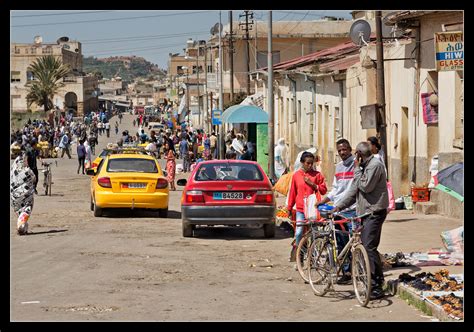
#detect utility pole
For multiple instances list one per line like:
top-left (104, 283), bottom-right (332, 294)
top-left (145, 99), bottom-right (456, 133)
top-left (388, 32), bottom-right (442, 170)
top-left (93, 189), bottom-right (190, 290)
top-left (229, 11), bottom-right (235, 103)
top-left (239, 10), bottom-right (254, 95)
top-left (196, 51), bottom-right (201, 129)
top-left (204, 44), bottom-right (209, 133)
top-left (267, 11), bottom-right (275, 180)
top-left (375, 11), bottom-right (389, 178)
top-left (219, 11), bottom-right (225, 159)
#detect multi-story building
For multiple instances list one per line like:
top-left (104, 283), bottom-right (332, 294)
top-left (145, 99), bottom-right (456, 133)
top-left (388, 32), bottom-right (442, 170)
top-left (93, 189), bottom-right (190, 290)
top-left (10, 36), bottom-right (98, 116)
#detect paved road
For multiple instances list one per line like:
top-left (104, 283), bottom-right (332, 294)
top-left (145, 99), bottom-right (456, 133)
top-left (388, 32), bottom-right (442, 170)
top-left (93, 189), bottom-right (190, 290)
top-left (10, 113), bottom-right (438, 321)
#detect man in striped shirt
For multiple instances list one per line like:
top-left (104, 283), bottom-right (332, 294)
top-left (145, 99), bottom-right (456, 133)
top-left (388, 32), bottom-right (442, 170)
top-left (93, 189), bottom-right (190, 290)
top-left (316, 138), bottom-right (356, 284)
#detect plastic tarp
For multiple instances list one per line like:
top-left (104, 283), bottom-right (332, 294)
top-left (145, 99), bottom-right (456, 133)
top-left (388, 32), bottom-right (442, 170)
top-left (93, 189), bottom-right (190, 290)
top-left (434, 162), bottom-right (463, 201)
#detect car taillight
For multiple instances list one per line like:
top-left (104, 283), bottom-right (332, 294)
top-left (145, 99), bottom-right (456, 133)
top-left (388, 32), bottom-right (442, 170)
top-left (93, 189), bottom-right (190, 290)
top-left (156, 178), bottom-right (168, 189)
top-left (98, 177), bottom-right (112, 188)
top-left (255, 190), bottom-right (274, 203)
top-left (185, 190), bottom-right (204, 203)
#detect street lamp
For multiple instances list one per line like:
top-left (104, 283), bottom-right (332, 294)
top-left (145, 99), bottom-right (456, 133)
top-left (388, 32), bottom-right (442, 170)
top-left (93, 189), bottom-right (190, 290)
top-left (185, 55), bottom-right (201, 128)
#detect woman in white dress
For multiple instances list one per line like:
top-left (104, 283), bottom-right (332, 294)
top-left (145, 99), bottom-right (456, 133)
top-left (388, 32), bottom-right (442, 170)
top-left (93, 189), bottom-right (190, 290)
top-left (274, 138), bottom-right (288, 179)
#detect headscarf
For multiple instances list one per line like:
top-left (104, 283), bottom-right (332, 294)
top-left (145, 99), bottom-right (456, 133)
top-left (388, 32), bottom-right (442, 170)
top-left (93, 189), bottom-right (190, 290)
top-left (274, 138), bottom-right (288, 178)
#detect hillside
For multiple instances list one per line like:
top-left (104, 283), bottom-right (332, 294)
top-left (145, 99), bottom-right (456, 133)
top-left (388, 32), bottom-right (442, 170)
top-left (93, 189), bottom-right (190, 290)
top-left (83, 56), bottom-right (166, 82)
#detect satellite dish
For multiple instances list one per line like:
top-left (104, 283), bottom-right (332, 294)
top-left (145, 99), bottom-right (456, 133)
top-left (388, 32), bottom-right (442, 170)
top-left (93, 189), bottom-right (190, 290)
top-left (75, 48), bottom-right (79, 53)
top-left (349, 19), bottom-right (371, 46)
top-left (33, 36), bottom-right (42, 44)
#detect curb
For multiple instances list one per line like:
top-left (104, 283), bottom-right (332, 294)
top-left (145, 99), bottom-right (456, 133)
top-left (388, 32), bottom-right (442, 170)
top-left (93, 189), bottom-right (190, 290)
top-left (384, 280), bottom-right (462, 321)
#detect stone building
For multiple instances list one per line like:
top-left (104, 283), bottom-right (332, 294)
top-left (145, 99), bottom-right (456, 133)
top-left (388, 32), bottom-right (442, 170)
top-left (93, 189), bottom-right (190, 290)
top-left (10, 36), bottom-right (98, 116)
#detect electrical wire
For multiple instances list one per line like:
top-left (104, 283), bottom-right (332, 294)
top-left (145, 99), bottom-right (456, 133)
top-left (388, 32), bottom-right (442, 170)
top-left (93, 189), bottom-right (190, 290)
top-left (81, 31), bottom-right (209, 44)
top-left (11, 10), bottom-right (117, 18)
top-left (11, 10), bottom-right (211, 28)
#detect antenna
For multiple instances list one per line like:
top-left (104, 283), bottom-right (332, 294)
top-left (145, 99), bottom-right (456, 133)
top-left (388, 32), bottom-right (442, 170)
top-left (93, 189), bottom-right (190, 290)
top-left (349, 19), bottom-right (371, 47)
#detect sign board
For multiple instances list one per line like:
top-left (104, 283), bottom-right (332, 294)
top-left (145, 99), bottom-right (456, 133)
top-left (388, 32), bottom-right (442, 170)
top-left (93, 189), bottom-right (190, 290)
top-left (212, 109), bottom-right (222, 125)
top-left (360, 104), bottom-right (380, 129)
top-left (435, 31), bottom-right (463, 71)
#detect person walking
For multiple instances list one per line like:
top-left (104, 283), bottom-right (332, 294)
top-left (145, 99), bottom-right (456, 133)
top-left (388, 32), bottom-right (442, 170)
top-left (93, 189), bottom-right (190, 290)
top-left (59, 132), bottom-right (72, 159)
top-left (316, 138), bottom-right (357, 284)
top-left (179, 138), bottom-right (190, 172)
top-left (84, 140), bottom-right (92, 169)
top-left (287, 152), bottom-right (327, 251)
top-left (209, 132), bottom-right (218, 159)
top-left (105, 122), bottom-right (111, 138)
top-left (164, 141), bottom-right (176, 191)
top-left (25, 138), bottom-right (42, 194)
top-left (88, 132), bottom-right (97, 155)
top-left (114, 121), bottom-right (119, 135)
top-left (76, 140), bottom-right (86, 174)
top-left (231, 133), bottom-right (245, 159)
top-left (333, 141), bottom-right (389, 300)
top-left (274, 138), bottom-right (289, 179)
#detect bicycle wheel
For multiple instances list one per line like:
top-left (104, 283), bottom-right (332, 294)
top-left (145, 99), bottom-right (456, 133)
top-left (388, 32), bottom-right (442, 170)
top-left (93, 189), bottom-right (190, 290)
top-left (296, 233), bottom-right (312, 283)
top-left (308, 238), bottom-right (333, 296)
top-left (352, 244), bottom-right (372, 307)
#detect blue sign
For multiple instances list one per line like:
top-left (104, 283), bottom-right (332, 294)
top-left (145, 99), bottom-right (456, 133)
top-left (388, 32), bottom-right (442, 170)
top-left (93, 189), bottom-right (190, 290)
top-left (212, 109), bottom-right (222, 125)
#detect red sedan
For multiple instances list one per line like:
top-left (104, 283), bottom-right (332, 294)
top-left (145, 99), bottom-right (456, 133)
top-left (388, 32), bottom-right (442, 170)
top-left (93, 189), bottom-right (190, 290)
top-left (178, 160), bottom-right (276, 238)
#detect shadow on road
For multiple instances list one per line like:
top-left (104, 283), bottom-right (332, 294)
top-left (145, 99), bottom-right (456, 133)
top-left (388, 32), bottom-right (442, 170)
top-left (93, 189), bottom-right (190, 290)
top-left (25, 229), bottom-right (68, 236)
top-left (386, 218), bottom-right (418, 223)
top-left (190, 225), bottom-right (293, 241)
top-left (99, 209), bottom-right (181, 219)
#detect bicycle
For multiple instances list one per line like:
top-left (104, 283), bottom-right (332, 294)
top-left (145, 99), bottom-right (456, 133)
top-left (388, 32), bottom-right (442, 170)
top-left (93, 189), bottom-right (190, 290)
top-left (41, 161), bottom-right (55, 196)
top-left (307, 210), bottom-right (373, 306)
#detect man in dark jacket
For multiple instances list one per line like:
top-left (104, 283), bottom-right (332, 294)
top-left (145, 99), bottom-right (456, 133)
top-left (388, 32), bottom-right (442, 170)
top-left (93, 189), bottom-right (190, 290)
top-left (334, 141), bottom-right (388, 300)
top-left (25, 138), bottom-right (42, 194)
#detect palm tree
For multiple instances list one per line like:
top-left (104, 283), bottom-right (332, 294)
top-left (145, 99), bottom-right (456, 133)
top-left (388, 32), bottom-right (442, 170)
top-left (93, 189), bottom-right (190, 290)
top-left (26, 55), bottom-right (71, 112)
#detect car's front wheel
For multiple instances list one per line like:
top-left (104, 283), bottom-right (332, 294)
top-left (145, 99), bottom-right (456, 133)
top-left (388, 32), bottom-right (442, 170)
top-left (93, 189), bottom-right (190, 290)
top-left (182, 222), bottom-right (193, 237)
top-left (263, 223), bottom-right (276, 238)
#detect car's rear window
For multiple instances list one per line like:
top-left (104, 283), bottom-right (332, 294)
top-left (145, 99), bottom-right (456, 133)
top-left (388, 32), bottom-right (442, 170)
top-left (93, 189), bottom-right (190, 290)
top-left (107, 158), bottom-right (158, 173)
top-left (195, 163), bottom-right (264, 181)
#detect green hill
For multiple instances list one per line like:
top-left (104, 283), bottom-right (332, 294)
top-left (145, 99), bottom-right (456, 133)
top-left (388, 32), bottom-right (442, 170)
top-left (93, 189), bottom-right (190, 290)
top-left (83, 56), bottom-right (166, 82)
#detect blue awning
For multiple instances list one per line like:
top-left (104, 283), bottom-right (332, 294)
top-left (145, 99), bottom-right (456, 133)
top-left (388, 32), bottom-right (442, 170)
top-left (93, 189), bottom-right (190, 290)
top-left (221, 104), bottom-right (268, 124)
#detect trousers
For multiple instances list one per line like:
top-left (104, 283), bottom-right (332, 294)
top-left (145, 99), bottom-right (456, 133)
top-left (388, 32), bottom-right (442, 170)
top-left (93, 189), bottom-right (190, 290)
top-left (361, 209), bottom-right (387, 287)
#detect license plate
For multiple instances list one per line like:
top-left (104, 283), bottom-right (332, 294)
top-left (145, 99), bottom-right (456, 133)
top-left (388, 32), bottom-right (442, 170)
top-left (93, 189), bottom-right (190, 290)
top-left (122, 182), bottom-right (146, 189)
top-left (213, 192), bottom-right (244, 200)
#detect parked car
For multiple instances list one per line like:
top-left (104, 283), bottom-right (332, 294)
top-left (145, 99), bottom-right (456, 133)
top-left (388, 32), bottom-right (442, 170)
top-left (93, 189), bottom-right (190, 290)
top-left (178, 160), bottom-right (276, 238)
top-left (87, 151), bottom-right (169, 217)
top-left (148, 122), bottom-right (165, 133)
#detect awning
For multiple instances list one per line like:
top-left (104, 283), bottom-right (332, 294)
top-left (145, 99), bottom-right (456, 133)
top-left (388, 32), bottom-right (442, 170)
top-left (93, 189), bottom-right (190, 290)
top-left (221, 104), bottom-right (268, 124)
top-left (115, 102), bottom-right (130, 107)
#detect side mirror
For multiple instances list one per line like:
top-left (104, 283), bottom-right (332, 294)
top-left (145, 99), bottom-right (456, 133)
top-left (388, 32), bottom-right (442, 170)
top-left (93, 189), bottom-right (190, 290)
top-left (269, 178), bottom-right (276, 186)
top-left (163, 170), bottom-right (168, 177)
top-left (86, 168), bottom-right (96, 176)
top-left (177, 179), bottom-right (187, 186)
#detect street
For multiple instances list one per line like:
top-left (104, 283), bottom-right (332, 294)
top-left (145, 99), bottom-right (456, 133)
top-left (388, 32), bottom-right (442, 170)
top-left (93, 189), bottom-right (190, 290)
top-left (10, 113), bottom-right (450, 322)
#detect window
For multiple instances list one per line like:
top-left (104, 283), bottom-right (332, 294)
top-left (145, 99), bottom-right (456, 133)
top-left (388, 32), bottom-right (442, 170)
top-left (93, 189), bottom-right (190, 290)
top-left (107, 158), bottom-right (158, 173)
top-left (27, 71), bottom-right (35, 81)
top-left (195, 163), bottom-right (263, 181)
top-left (334, 107), bottom-right (341, 140)
top-left (298, 100), bottom-right (302, 142)
top-left (11, 71), bottom-right (21, 83)
top-left (207, 65), bottom-right (213, 73)
top-left (42, 47), bottom-right (52, 54)
top-left (30, 48), bottom-right (36, 54)
top-left (14, 47), bottom-right (20, 54)
top-left (256, 51), bottom-right (281, 69)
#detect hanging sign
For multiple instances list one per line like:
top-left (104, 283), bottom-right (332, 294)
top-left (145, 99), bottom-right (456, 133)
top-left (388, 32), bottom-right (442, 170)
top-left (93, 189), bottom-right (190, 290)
top-left (212, 109), bottom-right (222, 125)
top-left (435, 31), bottom-right (463, 71)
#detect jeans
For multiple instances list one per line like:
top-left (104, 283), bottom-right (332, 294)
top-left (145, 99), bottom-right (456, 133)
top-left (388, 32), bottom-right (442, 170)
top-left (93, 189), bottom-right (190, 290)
top-left (335, 210), bottom-right (356, 274)
top-left (295, 211), bottom-right (306, 246)
top-left (77, 156), bottom-right (85, 174)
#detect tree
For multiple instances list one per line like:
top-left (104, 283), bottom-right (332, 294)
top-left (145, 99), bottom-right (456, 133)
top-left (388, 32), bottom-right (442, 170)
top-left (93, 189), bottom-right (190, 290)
top-left (26, 55), bottom-right (71, 112)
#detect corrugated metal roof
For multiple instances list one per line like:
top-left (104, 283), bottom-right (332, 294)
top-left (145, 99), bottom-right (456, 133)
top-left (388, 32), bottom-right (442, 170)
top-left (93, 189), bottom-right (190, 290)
top-left (264, 40), bottom-right (360, 71)
top-left (318, 54), bottom-right (360, 72)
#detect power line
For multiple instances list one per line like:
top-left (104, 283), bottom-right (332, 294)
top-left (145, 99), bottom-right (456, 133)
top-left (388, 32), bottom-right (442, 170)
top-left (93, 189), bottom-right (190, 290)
top-left (81, 30), bottom-right (209, 43)
top-left (82, 31), bottom-right (209, 45)
top-left (11, 10), bottom-right (211, 28)
top-left (11, 10), bottom-right (116, 18)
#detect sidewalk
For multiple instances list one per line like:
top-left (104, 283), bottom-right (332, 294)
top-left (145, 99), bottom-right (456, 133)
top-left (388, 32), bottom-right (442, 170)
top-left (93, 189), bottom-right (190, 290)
top-left (274, 193), bottom-right (464, 278)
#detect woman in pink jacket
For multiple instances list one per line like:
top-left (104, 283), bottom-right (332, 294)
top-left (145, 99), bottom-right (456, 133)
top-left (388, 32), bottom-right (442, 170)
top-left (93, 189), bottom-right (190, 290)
top-left (287, 151), bottom-right (327, 249)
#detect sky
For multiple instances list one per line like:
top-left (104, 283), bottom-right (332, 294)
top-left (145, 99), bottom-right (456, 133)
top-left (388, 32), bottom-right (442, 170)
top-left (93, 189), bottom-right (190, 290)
top-left (10, 10), bottom-right (353, 69)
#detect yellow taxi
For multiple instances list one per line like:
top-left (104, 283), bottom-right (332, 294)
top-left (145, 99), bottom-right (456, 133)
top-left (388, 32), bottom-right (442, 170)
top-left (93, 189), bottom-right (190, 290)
top-left (86, 152), bottom-right (169, 217)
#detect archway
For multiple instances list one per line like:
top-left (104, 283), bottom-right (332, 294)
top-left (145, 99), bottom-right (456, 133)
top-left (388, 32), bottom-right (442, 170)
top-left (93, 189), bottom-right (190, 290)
top-left (64, 92), bottom-right (78, 116)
